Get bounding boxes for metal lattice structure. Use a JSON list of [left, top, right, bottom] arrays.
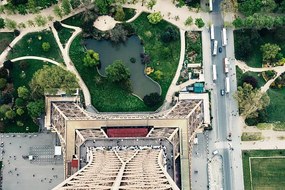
[[54, 148, 179, 190], [45, 94, 209, 190]]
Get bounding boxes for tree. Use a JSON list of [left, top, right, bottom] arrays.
[[27, 100, 44, 118], [83, 50, 100, 67], [161, 26, 178, 43], [140, 53, 151, 64], [0, 68, 8, 78], [5, 110, 16, 120], [195, 18, 205, 28], [147, 0, 156, 9], [3, 60, 14, 70], [147, 12, 163, 24], [0, 104, 10, 118], [29, 65, 78, 97], [53, 5, 63, 18], [61, 0, 71, 15], [105, 60, 130, 82], [34, 15, 47, 27], [242, 75, 258, 88], [143, 92, 162, 107], [234, 83, 270, 119], [109, 25, 128, 43], [5, 19, 17, 30], [239, 0, 276, 16], [184, 16, 193, 26], [0, 18, 4, 29], [0, 78, 7, 90], [260, 43, 281, 63], [27, 0, 38, 13], [17, 86, 29, 100], [70, 0, 81, 9], [94, 0, 110, 14], [114, 6, 125, 21], [53, 21, 63, 31], [10, 0, 28, 5], [15, 98, 25, 108], [17, 121, 24, 127], [16, 108, 24, 116], [42, 42, 50, 52]]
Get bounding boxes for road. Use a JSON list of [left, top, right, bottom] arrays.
[[204, 0, 245, 189]]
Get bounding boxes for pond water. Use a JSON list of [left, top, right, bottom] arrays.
[[85, 36, 161, 99]]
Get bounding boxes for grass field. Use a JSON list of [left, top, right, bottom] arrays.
[[8, 30, 63, 62], [251, 158, 285, 189], [0, 32, 14, 54], [243, 150, 285, 190]]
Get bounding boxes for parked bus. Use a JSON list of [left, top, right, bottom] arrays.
[[209, 0, 213, 12], [210, 24, 214, 40], [225, 76, 230, 93], [224, 57, 230, 73], [222, 28, 227, 46], [212, 64, 217, 81], [212, 40, 218, 55]]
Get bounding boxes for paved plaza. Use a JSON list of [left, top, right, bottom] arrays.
[[1, 133, 64, 190]]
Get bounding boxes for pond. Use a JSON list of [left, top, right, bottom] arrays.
[[85, 35, 161, 99]]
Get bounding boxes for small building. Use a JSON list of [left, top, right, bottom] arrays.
[[193, 82, 205, 93]]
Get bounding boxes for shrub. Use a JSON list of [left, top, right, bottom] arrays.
[[195, 18, 205, 28], [15, 98, 25, 107], [19, 60, 29, 70], [184, 16, 193, 26], [114, 6, 125, 21], [130, 57, 136, 63], [0, 68, 8, 78], [3, 60, 14, 70], [143, 93, 162, 107], [53, 21, 63, 31], [0, 18, 4, 29], [42, 42, 50, 52], [140, 53, 151, 64], [14, 29, 20, 36]]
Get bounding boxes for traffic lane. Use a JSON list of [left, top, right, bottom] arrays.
[[212, 0, 223, 13], [222, 148, 232, 190]]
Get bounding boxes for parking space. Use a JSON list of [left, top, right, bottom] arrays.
[[1, 133, 64, 190]]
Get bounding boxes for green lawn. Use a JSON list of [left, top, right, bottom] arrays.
[[62, 13, 85, 27], [69, 13, 180, 112], [4, 60, 52, 133], [8, 30, 63, 62], [251, 158, 285, 190], [57, 27, 74, 47], [0, 32, 15, 54], [266, 88, 285, 122], [242, 150, 285, 190], [130, 13, 180, 99]]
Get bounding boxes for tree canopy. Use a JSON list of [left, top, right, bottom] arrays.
[[27, 100, 45, 118], [234, 83, 270, 119], [143, 92, 162, 107], [260, 43, 281, 63], [29, 65, 78, 97], [195, 18, 205, 28], [105, 60, 130, 82], [147, 12, 163, 24], [83, 50, 100, 67], [17, 86, 29, 100]]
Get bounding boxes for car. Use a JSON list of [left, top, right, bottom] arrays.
[[219, 47, 222, 53], [220, 89, 225, 96], [212, 150, 219, 155]]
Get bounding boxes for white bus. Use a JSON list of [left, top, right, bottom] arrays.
[[225, 76, 230, 93], [210, 24, 214, 40], [212, 40, 218, 55], [222, 28, 227, 46], [224, 57, 230, 73], [209, 0, 213, 12], [212, 64, 217, 81]]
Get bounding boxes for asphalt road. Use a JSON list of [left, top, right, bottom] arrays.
[[207, 0, 245, 189]]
